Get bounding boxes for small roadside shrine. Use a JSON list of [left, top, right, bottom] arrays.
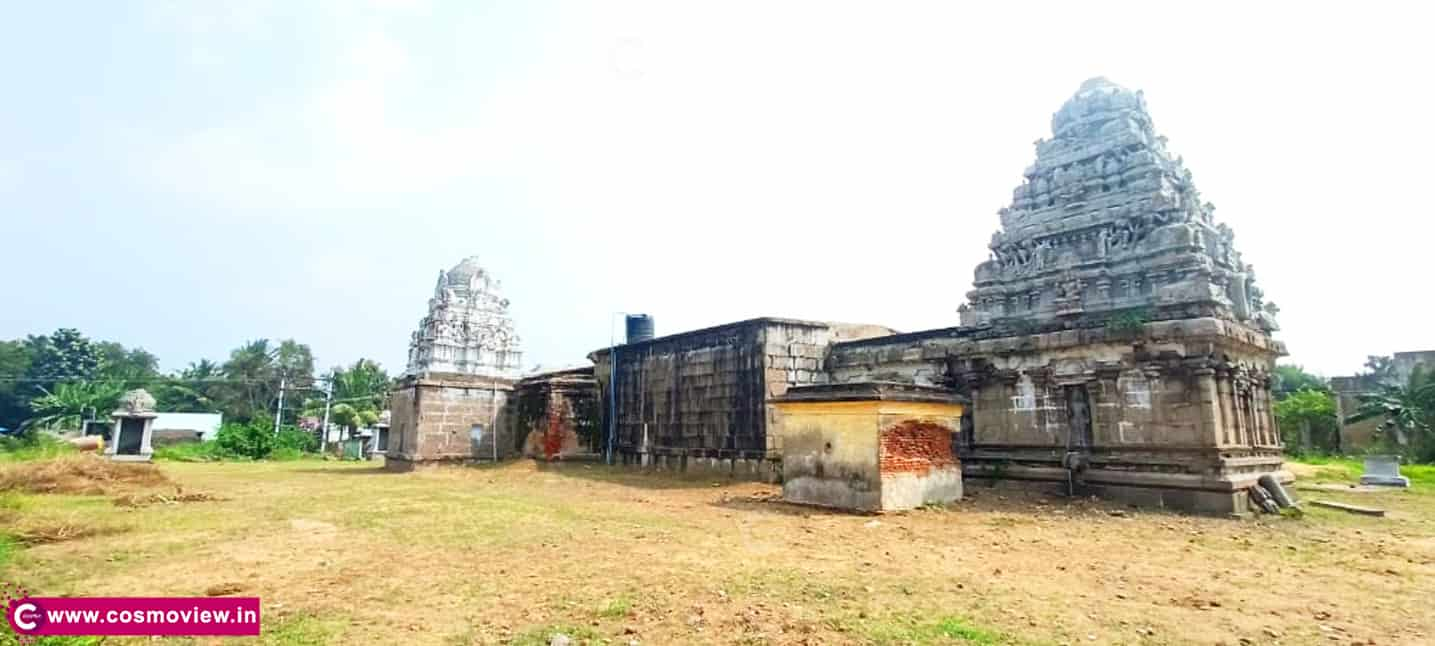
[[107, 389, 158, 462]]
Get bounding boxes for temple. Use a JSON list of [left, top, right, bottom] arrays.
[[387, 257, 525, 470], [395, 79, 1292, 514], [828, 78, 1289, 513]]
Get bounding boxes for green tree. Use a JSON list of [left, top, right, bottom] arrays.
[[330, 359, 390, 412], [152, 359, 224, 413], [329, 403, 380, 437], [0, 340, 34, 429], [1353, 366, 1435, 462], [95, 341, 161, 381], [25, 328, 101, 385], [1272, 364, 1327, 399], [216, 339, 315, 424], [303, 359, 391, 445], [25, 381, 125, 431], [1275, 389, 1337, 454]]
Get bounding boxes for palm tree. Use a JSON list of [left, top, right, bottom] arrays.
[[219, 340, 276, 423]]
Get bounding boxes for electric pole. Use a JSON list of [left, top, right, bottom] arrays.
[[319, 379, 334, 453], [273, 376, 287, 434]]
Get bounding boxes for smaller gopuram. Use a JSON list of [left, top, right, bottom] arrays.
[[387, 257, 523, 470]]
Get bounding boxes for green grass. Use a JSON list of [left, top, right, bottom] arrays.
[[0, 533, 17, 569], [1290, 456, 1435, 488], [509, 624, 601, 646], [0, 636, 104, 646], [152, 441, 321, 463], [596, 594, 634, 618], [152, 440, 234, 462], [836, 613, 1007, 645], [263, 613, 338, 645], [0, 433, 75, 462]]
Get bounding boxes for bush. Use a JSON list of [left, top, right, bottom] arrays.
[[275, 425, 318, 453], [268, 447, 306, 461], [215, 421, 275, 460], [163, 421, 318, 461], [0, 432, 75, 462], [152, 441, 233, 462]]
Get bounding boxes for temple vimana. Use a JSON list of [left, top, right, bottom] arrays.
[[389, 78, 1289, 515]]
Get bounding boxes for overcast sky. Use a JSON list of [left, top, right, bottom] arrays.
[[2, 1, 1431, 378]]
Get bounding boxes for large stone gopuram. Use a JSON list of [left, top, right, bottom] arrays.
[[960, 77, 1279, 332], [387, 257, 524, 469], [827, 78, 1288, 514]]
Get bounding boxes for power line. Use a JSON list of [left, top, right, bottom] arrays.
[[0, 376, 339, 386]]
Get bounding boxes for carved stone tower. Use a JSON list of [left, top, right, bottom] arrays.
[[960, 77, 1279, 334], [388, 256, 523, 470], [404, 256, 522, 378]]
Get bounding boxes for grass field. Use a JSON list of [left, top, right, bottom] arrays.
[[3, 456, 1434, 645]]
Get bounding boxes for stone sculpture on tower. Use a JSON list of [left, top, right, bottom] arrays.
[[404, 256, 522, 378]]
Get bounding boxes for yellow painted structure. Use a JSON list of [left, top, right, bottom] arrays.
[[774, 383, 967, 512]]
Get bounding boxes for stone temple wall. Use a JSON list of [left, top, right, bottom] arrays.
[[589, 318, 894, 480], [828, 318, 1285, 513], [386, 373, 518, 470], [512, 367, 601, 460]]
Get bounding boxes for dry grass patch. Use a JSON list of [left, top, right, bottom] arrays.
[[3, 459, 1434, 645], [112, 488, 224, 508], [10, 520, 127, 546], [0, 454, 170, 495]]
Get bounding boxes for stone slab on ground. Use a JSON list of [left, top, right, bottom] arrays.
[[1309, 500, 1386, 517]]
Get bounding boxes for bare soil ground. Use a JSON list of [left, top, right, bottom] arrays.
[[3, 458, 1434, 645]]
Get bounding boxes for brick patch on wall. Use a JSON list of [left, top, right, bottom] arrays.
[[879, 420, 956, 473]]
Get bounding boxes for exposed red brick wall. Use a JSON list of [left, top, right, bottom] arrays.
[[880, 420, 956, 474]]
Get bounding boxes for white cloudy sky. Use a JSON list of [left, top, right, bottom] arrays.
[[2, 1, 1431, 378]]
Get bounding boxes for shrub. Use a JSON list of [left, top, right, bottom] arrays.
[[0, 432, 75, 462], [215, 421, 275, 460], [269, 447, 305, 461], [275, 425, 318, 453], [179, 422, 317, 461], [153, 441, 232, 462]]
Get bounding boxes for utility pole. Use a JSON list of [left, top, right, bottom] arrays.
[[491, 376, 499, 463], [1333, 389, 1346, 455], [319, 379, 334, 453], [273, 376, 287, 434]]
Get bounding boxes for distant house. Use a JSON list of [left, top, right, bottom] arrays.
[[149, 413, 223, 445]]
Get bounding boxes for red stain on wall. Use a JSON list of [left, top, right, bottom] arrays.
[[543, 402, 570, 460], [880, 420, 956, 473]]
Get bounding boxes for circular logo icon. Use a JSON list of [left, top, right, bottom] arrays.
[[10, 600, 39, 632]]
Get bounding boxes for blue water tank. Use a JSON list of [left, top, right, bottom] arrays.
[[625, 314, 655, 344]]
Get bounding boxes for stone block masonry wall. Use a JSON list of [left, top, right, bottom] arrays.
[[590, 318, 894, 480], [513, 367, 601, 459], [829, 318, 1288, 514], [386, 373, 516, 469]]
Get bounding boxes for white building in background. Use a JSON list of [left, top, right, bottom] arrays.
[[150, 412, 223, 442]]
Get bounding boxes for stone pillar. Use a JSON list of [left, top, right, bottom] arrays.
[[1191, 364, 1221, 448], [107, 389, 158, 462]]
